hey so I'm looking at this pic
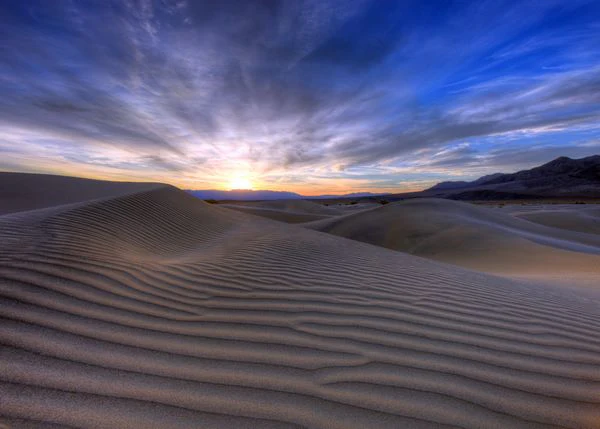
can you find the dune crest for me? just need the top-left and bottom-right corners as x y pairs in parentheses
(307, 198), (600, 288)
(1, 180), (600, 428)
(510, 205), (600, 236)
(0, 172), (164, 216)
(222, 200), (344, 223)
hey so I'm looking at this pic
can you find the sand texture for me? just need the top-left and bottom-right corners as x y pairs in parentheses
(307, 198), (600, 288)
(0, 172), (163, 216)
(509, 205), (600, 236)
(222, 200), (344, 224)
(1, 175), (600, 428)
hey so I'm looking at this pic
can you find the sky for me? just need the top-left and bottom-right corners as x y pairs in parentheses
(1, 0), (599, 194)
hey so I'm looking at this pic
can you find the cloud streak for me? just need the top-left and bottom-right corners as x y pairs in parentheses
(0, 0), (599, 191)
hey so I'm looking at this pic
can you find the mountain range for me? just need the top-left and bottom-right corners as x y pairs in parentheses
(186, 189), (388, 201)
(424, 155), (600, 199)
(186, 155), (600, 202)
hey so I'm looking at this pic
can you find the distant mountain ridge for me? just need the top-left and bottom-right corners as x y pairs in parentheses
(188, 155), (600, 202)
(426, 155), (600, 199)
(187, 189), (388, 201)
(429, 173), (505, 191)
(311, 192), (388, 199)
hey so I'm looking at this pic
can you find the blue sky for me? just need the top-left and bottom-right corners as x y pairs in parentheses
(0, 0), (599, 193)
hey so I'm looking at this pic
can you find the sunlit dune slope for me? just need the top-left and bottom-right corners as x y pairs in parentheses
(1, 179), (600, 428)
(307, 198), (600, 285)
(510, 205), (600, 236)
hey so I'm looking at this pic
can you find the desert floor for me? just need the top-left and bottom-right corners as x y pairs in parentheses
(1, 173), (599, 428)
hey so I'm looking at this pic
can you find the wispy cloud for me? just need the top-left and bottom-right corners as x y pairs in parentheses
(0, 0), (598, 191)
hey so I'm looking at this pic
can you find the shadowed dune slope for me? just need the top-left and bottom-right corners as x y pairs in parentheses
(221, 205), (333, 223)
(0, 172), (164, 215)
(1, 184), (600, 428)
(222, 200), (342, 223)
(239, 200), (343, 215)
(307, 198), (600, 285)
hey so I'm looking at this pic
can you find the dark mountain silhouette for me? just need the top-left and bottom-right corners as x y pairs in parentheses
(311, 192), (389, 199)
(429, 173), (504, 191)
(187, 189), (388, 201)
(187, 190), (304, 201)
(425, 155), (600, 199)
(190, 156), (600, 203)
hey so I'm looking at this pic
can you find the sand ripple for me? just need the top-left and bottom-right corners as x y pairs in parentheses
(1, 186), (599, 428)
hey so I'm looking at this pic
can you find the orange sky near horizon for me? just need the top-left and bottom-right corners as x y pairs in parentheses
(1, 162), (434, 195)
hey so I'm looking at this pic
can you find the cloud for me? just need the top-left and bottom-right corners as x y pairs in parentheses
(0, 0), (598, 191)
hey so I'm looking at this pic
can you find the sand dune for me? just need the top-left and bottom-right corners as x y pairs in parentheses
(508, 205), (600, 236)
(0, 172), (163, 215)
(222, 200), (343, 223)
(229, 199), (342, 214)
(1, 179), (600, 428)
(307, 198), (600, 287)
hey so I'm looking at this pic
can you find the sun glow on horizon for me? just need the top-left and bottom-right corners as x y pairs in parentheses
(228, 174), (254, 190)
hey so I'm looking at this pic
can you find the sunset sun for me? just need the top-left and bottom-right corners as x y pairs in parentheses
(229, 175), (253, 190)
(3, 1), (600, 426)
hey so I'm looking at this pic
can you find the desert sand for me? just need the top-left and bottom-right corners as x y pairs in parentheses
(222, 200), (342, 223)
(1, 173), (600, 428)
(222, 200), (379, 224)
(507, 204), (600, 236)
(307, 198), (600, 289)
(0, 172), (163, 216)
